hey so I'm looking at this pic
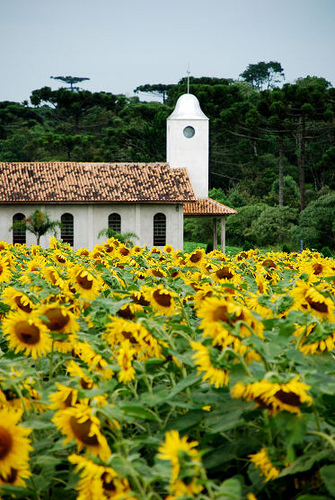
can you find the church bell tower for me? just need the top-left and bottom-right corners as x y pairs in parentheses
(166, 93), (209, 199)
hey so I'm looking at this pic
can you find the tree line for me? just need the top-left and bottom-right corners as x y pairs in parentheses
(1, 62), (334, 251)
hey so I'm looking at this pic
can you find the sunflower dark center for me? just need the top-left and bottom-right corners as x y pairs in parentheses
(120, 248), (130, 256)
(14, 296), (32, 313)
(16, 321), (41, 345)
(101, 472), (117, 492)
(306, 297), (328, 313)
(43, 308), (70, 331)
(153, 290), (172, 308)
(76, 274), (93, 290)
(69, 416), (99, 446)
(152, 269), (164, 278)
(190, 251), (202, 263)
(313, 263), (323, 275)
(212, 305), (229, 323)
(216, 267), (233, 280)
(275, 389), (301, 406)
(0, 467), (18, 484)
(0, 426), (13, 459)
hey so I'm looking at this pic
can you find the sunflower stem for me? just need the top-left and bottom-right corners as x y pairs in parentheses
(308, 430), (335, 451)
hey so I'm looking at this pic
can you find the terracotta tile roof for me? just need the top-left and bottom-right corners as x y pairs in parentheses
(0, 162), (196, 203)
(184, 197), (237, 216)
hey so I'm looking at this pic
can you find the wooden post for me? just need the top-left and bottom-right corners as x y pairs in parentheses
(221, 216), (226, 254)
(213, 217), (217, 250)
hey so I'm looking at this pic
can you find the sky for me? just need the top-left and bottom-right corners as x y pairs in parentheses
(1, 0), (335, 103)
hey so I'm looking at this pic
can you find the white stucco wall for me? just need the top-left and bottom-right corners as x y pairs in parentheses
(0, 203), (184, 251)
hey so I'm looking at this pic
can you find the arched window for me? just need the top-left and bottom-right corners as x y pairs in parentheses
(61, 213), (74, 246)
(153, 213), (166, 246)
(12, 213), (26, 244)
(108, 213), (121, 233)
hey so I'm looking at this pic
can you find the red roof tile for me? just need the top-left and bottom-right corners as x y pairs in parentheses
(0, 162), (196, 203)
(184, 198), (237, 216)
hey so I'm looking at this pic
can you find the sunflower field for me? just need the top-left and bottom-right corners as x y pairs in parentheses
(0, 238), (335, 500)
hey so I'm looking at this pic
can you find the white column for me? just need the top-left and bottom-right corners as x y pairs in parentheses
(221, 217), (226, 254)
(213, 218), (217, 250)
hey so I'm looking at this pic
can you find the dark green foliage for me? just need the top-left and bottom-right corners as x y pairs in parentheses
(295, 193), (335, 250)
(321, 246), (333, 257)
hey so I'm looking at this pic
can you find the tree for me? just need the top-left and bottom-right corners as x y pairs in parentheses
(10, 209), (62, 245)
(295, 193), (335, 250)
(50, 75), (90, 91)
(240, 61), (285, 91)
(134, 84), (174, 103)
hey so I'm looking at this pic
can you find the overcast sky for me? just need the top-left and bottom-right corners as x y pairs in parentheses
(1, 0), (335, 103)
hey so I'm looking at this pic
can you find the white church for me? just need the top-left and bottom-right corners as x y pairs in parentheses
(0, 93), (236, 251)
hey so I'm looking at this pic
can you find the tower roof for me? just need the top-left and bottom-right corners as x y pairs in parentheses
(168, 93), (208, 120)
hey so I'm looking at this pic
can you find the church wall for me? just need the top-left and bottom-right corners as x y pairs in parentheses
(0, 203), (184, 251)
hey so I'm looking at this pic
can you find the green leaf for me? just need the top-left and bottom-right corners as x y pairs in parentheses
(166, 410), (203, 432)
(168, 372), (202, 398)
(278, 450), (330, 477)
(121, 404), (160, 422)
(216, 477), (242, 499)
(320, 465), (335, 496)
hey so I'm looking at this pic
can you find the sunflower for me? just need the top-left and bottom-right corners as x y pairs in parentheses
(249, 447), (280, 482)
(67, 264), (102, 301)
(2, 287), (34, 313)
(231, 376), (312, 416)
(69, 454), (135, 500)
(105, 317), (164, 361)
(184, 248), (206, 267)
(190, 341), (229, 388)
(116, 340), (136, 383)
(52, 403), (111, 461)
(0, 256), (12, 283)
(49, 383), (79, 410)
(295, 321), (335, 354)
(157, 430), (203, 497)
(0, 408), (32, 477)
(36, 302), (79, 352)
(143, 284), (177, 316)
(197, 296), (264, 346)
(2, 309), (52, 359)
(0, 464), (31, 488)
(290, 282), (335, 321)
(41, 265), (67, 289)
(74, 341), (114, 380)
(66, 360), (95, 390)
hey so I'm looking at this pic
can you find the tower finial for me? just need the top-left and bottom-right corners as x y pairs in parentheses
(187, 64), (191, 93)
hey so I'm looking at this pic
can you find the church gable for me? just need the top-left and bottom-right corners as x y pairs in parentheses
(0, 162), (196, 203)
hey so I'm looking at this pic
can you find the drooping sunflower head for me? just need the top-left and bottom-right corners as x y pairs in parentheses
(231, 375), (313, 416)
(2, 309), (52, 359)
(184, 248), (207, 268)
(2, 287), (34, 313)
(69, 454), (134, 500)
(249, 447), (280, 482)
(157, 430), (203, 496)
(190, 341), (230, 388)
(52, 403), (111, 461)
(143, 285), (178, 316)
(67, 264), (102, 301)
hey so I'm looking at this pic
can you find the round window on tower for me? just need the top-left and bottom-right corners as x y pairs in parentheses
(183, 126), (195, 138)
